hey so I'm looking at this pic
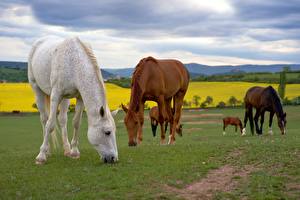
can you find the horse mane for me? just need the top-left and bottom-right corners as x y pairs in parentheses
(130, 57), (157, 112)
(266, 86), (284, 116)
(77, 38), (106, 103)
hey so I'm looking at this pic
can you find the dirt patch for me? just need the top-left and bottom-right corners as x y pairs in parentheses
(165, 165), (254, 200)
(184, 128), (203, 133)
(182, 114), (224, 118)
(184, 120), (221, 125)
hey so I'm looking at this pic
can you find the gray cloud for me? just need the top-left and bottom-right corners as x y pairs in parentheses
(1, 0), (300, 64)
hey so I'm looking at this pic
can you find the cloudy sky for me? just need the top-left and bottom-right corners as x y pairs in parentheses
(0, 0), (299, 68)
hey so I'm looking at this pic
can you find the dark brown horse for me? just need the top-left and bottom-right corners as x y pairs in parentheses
(121, 56), (189, 146)
(149, 106), (183, 137)
(222, 117), (243, 135)
(243, 86), (287, 135)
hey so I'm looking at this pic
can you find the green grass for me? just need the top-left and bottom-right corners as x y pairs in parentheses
(0, 106), (299, 199)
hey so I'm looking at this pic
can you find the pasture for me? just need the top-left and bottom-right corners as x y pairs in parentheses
(1, 82), (300, 112)
(0, 106), (299, 199)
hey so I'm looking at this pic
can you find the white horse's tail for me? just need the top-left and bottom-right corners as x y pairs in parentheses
(45, 95), (59, 150)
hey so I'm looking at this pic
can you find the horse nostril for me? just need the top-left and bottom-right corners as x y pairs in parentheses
(105, 131), (111, 136)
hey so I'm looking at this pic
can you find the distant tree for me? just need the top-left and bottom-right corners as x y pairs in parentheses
(200, 102), (207, 108)
(217, 101), (226, 108)
(192, 95), (201, 107)
(278, 70), (286, 99)
(283, 66), (290, 72)
(32, 103), (38, 110)
(205, 96), (213, 105)
(183, 100), (191, 108)
(69, 103), (76, 112)
(228, 96), (238, 107)
(144, 103), (150, 110)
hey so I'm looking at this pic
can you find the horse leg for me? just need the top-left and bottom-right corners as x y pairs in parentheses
(260, 110), (265, 134)
(223, 121), (227, 135)
(137, 102), (144, 144)
(165, 98), (173, 135)
(235, 125), (237, 132)
(169, 92), (185, 144)
(243, 105), (249, 135)
(165, 121), (168, 133)
(254, 109), (261, 135)
(57, 99), (71, 157)
(158, 96), (167, 145)
(70, 98), (84, 159)
(151, 119), (158, 137)
(268, 111), (274, 135)
(36, 90), (62, 164)
(31, 83), (50, 155)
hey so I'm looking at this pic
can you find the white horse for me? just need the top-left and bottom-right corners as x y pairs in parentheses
(28, 36), (118, 164)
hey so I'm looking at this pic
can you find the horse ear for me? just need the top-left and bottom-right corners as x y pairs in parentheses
(121, 104), (128, 113)
(111, 109), (119, 117)
(100, 106), (105, 117)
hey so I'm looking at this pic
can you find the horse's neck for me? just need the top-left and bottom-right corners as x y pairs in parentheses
(78, 70), (107, 125)
(271, 97), (283, 118)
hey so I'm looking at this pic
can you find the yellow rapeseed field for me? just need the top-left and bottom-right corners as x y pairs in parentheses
(0, 82), (300, 112)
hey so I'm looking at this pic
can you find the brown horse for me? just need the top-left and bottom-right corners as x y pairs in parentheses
(222, 117), (243, 135)
(121, 56), (189, 146)
(149, 106), (183, 137)
(243, 86), (287, 135)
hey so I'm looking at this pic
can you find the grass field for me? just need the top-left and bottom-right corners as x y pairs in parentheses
(1, 82), (300, 112)
(0, 106), (299, 199)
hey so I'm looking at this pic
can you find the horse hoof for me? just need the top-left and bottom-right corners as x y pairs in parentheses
(70, 152), (80, 159)
(64, 151), (71, 157)
(35, 158), (46, 165)
(168, 136), (175, 145)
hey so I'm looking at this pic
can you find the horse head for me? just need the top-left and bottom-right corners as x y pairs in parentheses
(278, 112), (287, 135)
(121, 104), (141, 146)
(87, 106), (118, 163)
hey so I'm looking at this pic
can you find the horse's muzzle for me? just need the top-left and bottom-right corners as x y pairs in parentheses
(102, 155), (117, 163)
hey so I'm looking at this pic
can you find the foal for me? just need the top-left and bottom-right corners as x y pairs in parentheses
(149, 106), (182, 137)
(222, 117), (243, 135)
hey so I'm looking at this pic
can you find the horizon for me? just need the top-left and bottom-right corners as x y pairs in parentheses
(0, 1), (300, 68)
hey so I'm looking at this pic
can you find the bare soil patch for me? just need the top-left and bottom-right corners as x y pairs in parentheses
(184, 127), (203, 133)
(181, 114), (224, 118)
(184, 120), (221, 125)
(165, 165), (255, 200)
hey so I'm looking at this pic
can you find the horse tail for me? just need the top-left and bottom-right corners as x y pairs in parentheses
(151, 119), (157, 137)
(45, 95), (59, 150)
(248, 107), (254, 135)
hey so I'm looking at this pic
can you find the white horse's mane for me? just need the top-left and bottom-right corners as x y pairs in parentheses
(76, 38), (106, 90)
(76, 38), (108, 109)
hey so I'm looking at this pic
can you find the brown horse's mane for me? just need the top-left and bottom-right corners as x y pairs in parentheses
(130, 57), (157, 112)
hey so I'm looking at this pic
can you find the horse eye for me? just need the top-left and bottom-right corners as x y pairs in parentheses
(105, 131), (111, 136)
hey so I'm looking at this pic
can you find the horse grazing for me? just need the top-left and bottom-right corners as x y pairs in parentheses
(149, 106), (183, 137)
(243, 86), (287, 135)
(121, 56), (189, 146)
(28, 36), (118, 164)
(222, 117), (243, 135)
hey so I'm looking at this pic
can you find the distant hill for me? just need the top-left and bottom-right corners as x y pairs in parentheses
(0, 61), (27, 69)
(2, 61), (300, 81)
(184, 63), (300, 76)
(0, 61), (116, 81)
(105, 63), (300, 77)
